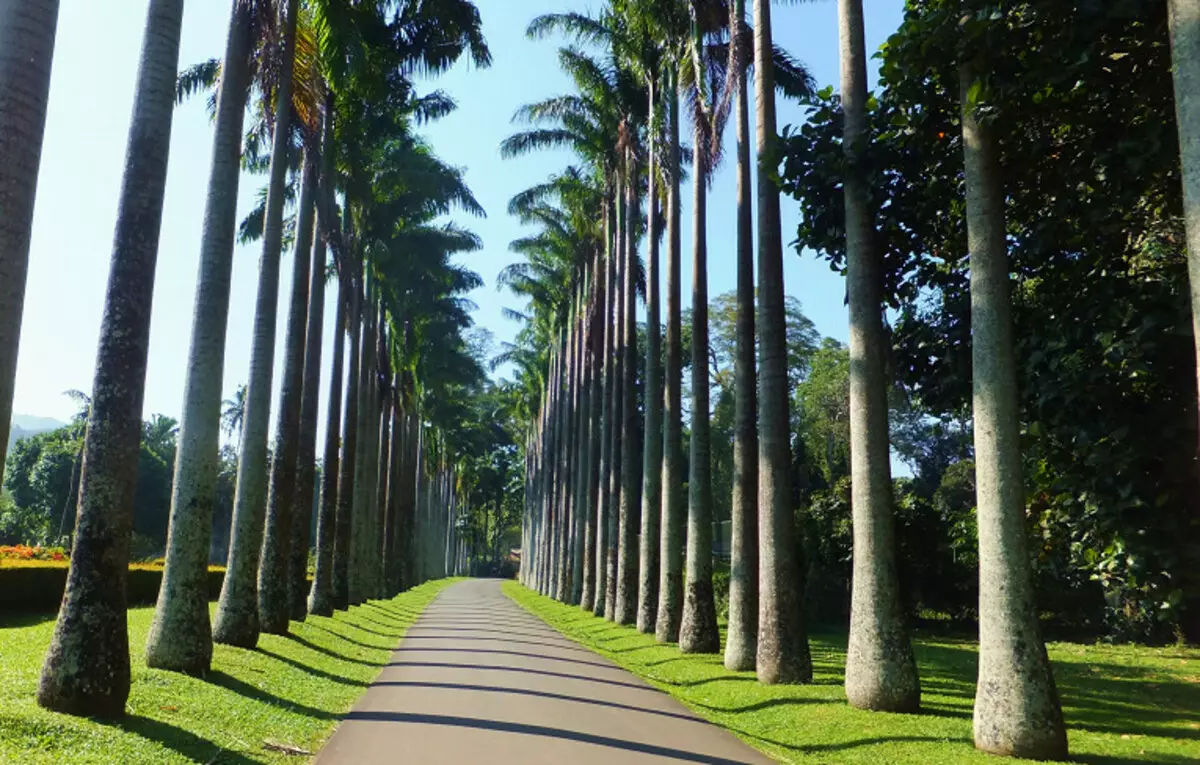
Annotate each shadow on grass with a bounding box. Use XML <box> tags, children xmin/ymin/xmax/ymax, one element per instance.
<box><xmin>0</xmin><ymin>611</ymin><xmax>57</xmax><ymax>630</ymax></box>
<box><xmin>285</xmin><ymin>633</ymin><xmax>380</xmax><ymax>666</ymax></box>
<box><xmin>255</xmin><ymin>647</ymin><xmax>369</xmax><ymax>687</ymax></box>
<box><xmin>205</xmin><ymin>671</ymin><xmax>339</xmax><ymax>720</ymax></box>
<box><xmin>307</xmin><ymin>622</ymin><xmax>395</xmax><ymax>651</ymax></box>
<box><xmin>99</xmin><ymin>714</ymin><xmax>259</xmax><ymax>765</ymax></box>
<box><xmin>336</xmin><ymin>618</ymin><xmax>404</xmax><ymax>639</ymax></box>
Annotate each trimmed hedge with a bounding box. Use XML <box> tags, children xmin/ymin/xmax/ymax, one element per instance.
<box><xmin>0</xmin><ymin>561</ymin><xmax>224</xmax><ymax>612</ymax></box>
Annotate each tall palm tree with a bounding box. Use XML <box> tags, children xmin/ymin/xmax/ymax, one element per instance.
<box><xmin>615</xmin><ymin>153</ymin><xmax>641</xmax><ymax>626</ymax></box>
<box><xmin>724</xmin><ymin>0</ymin><xmax>757</xmax><ymax>672</ymax></box>
<box><xmin>258</xmin><ymin>154</ymin><xmax>317</xmax><ymax>634</ymax></box>
<box><xmin>753</xmin><ymin>0</ymin><xmax>811</xmax><ymax>685</ymax></box>
<box><xmin>146</xmin><ymin>0</ymin><xmax>258</xmax><ymax>674</ymax></box>
<box><xmin>37</xmin><ymin>0</ymin><xmax>184</xmax><ymax>716</ymax></box>
<box><xmin>637</xmin><ymin>107</ymin><xmax>662</xmax><ymax>634</ymax></box>
<box><xmin>656</xmin><ymin>66</ymin><xmax>685</xmax><ymax>645</ymax></box>
<box><xmin>290</xmin><ymin>138</ymin><xmax>331</xmax><ymax>620</ymax></box>
<box><xmin>959</xmin><ymin>61</ymin><xmax>1067</xmax><ymax>760</ymax></box>
<box><xmin>213</xmin><ymin>0</ymin><xmax>302</xmax><ymax>648</ymax></box>
<box><xmin>0</xmin><ymin>0</ymin><xmax>59</xmax><ymax>488</ymax></box>
<box><xmin>840</xmin><ymin>0</ymin><xmax>920</xmax><ymax>711</ymax></box>
<box><xmin>1168</xmin><ymin>0</ymin><xmax>1200</xmax><ymax>473</ymax></box>
<box><xmin>308</xmin><ymin>271</ymin><xmax>344</xmax><ymax>616</ymax></box>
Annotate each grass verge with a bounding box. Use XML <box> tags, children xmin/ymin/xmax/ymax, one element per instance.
<box><xmin>504</xmin><ymin>581</ymin><xmax>1200</xmax><ymax>765</ymax></box>
<box><xmin>0</xmin><ymin>578</ymin><xmax>459</xmax><ymax>764</ymax></box>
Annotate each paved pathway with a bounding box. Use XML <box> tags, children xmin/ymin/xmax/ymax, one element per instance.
<box><xmin>315</xmin><ymin>579</ymin><xmax>774</xmax><ymax>764</ymax></box>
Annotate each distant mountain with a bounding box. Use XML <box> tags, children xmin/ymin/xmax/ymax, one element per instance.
<box><xmin>6</xmin><ymin>415</ymin><xmax>68</xmax><ymax>452</ymax></box>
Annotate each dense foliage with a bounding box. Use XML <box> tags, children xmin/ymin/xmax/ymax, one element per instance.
<box><xmin>780</xmin><ymin>0</ymin><xmax>1199</xmax><ymax>642</ymax></box>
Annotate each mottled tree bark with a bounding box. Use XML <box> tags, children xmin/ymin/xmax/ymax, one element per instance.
<box><xmin>638</xmin><ymin>100</ymin><xmax>663</xmax><ymax>634</ymax></box>
<box><xmin>308</xmin><ymin>279</ymin><xmax>344</xmax><ymax>616</ymax></box>
<box><xmin>960</xmin><ymin>63</ymin><xmax>1067</xmax><ymax>760</ymax></box>
<box><xmin>37</xmin><ymin>0</ymin><xmax>182</xmax><ymax>717</ymax></box>
<box><xmin>725</xmin><ymin>0</ymin><xmax>758</xmax><ymax>671</ymax></box>
<box><xmin>594</xmin><ymin>202</ymin><xmax>616</xmax><ymax>617</ymax></box>
<box><xmin>0</xmin><ymin>0</ymin><xmax>59</xmax><ymax>486</ymax></box>
<box><xmin>656</xmin><ymin>74</ymin><xmax>685</xmax><ymax>644</ymax></box>
<box><xmin>841</xmin><ymin>0</ymin><xmax>920</xmax><ymax>712</ymax></box>
<box><xmin>680</xmin><ymin>135</ymin><xmax>719</xmax><ymax>655</ymax></box>
<box><xmin>605</xmin><ymin>189</ymin><xmax>626</xmax><ymax>621</ymax></box>
<box><xmin>616</xmin><ymin>160</ymin><xmax>641</xmax><ymax>626</ymax></box>
<box><xmin>259</xmin><ymin>155</ymin><xmax>316</xmax><ymax>635</ymax></box>
<box><xmin>333</xmin><ymin>277</ymin><xmax>362</xmax><ymax>610</ymax></box>
<box><xmin>581</xmin><ymin>254</ymin><xmax>605</xmax><ymax>613</ymax></box>
<box><xmin>1168</xmin><ymin>1</ymin><xmax>1200</xmax><ymax>644</ymax></box>
<box><xmin>290</xmin><ymin>206</ymin><xmax>327</xmax><ymax>621</ymax></box>
<box><xmin>213</xmin><ymin>0</ymin><xmax>300</xmax><ymax>648</ymax></box>
<box><xmin>571</xmin><ymin>274</ymin><xmax>591</xmax><ymax>605</ymax></box>
<box><xmin>753</xmin><ymin>0</ymin><xmax>812</xmax><ymax>684</ymax></box>
<box><xmin>146</xmin><ymin>0</ymin><xmax>249</xmax><ymax>674</ymax></box>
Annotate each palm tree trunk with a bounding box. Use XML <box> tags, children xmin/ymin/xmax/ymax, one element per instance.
<box><xmin>0</xmin><ymin>0</ymin><xmax>59</xmax><ymax>487</ymax></box>
<box><xmin>333</xmin><ymin>274</ymin><xmax>362</xmax><ymax>610</ymax></box>
<box><xmin>616</xmin><ymin>159</ymin><xmax>641</xmax><ymax>626</ymax></box>
<box><xmin>656</xmin><ymin>71</ymin><xmax>685</xmax><ymax>644</ymax></box>
<box><xmin>36</xmin><ymin>0</ymin><xmax>183</xmax><ymax>717</ymax></box>
<box><xmin>638</xmin><ymin>84</ymin><xmax>663</xmax><ymax>634</ymax></box>
<box><xmin>351</xmin><ymin>286</ymin><xmax>379</xmax><ymax>604</ymax></box>
<box><xmin>581</xmin><ymin>253</ymin><xmax>605</xmax><ymax>612</ymax></box>
<box><xmin>841</xmin><ymin>0</ymin><xmax>920</xmax><ymax>712</ymax></box>
<box><xmin>959</xmin><ymin>63</ymin><xmax>1067</xmax><ymax>760</ymax></box>
<box><xmin>680</xmin><ymin>134</ymin><xmax>719</xmax><ymax>654</ymax></box>
<box><xmin>753</xmin><ymin>0</ymin><xmax>812</xmax><ymax>684</ymax></box>
<box><xmin>375</xmin><ymin>385</ymin><xmax>392</xmax><ymax>598</ymax></box>
<box><xmin>725</xmin><ymin>0</ymin><xmax>758</xmax><ymax>671</ymax></box>
<box><xmin>605</xmin><ymin>186</ymin><xmax>626</xmax><ymax>621</ymax></box>
<box><xmin>259</xmin><ymin>154</ymin><xmax>316</xmax><ymax>635</ymax></box>
<box><xmin>1168</xmin><ymin>0</ymin><xmax>1200</xmax><ymax>644</ymax></box>
<box><xmin>383</xmin><ymin>395</ymin><xmax>402</xmax><ymax>595</ymax></box>
<box><xmin>571</xmin><ymin>277</ymin><xmax>591</xmax><ymax>605</ymax></box>
<box><xmin>290</xmin><ymin>171</ymin><xmax>328</xmax><ymax>621</ymax></box>
<box><xmin>308</xmin><ymin>277</ymin><xmax>344</xmax><ymax>616</ymax></box>
<box><xmin>145</xmin><ymin>0</ymin><xmax>250</xmax><ymax>674</ymax></box>
<box><xmin>594</xmin><ymin>201</ymin><xmax>616</xmax><ymax>617</ymax></box>
<box><xmin>213</xmin><ymin>0</ymin><xmax>300</xmax><ymax>648</ymax></box>
<box><xmin>400</xmin><ymin>408</ymin><xmax>419</xmax><ymax>591</ymax></box>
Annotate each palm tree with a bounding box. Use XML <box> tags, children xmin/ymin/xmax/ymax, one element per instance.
<box><xmin>753</xmin><ymin>0</ymin><xmax>811</xmax><ymax>685</ymax></box>
<box><xmin>37</xmin><ymin>0</ymin><xmax>184</xmax><ymax>716</ymax></box>
<box><xmin>615</xmin><ymin>153</ymin><xmax>641</xmax><ymax>626</ymax></box>
<box><xmin>221</xmin><ymin>384</ymin><xmax>248</xmax><ymax>440</ymax></box>
<box><xmin>840</xmin><ymin>0</ymin><xmax>920</xmax><ymax>711</ymax></box>
<box><xmin>959</xmin><ymin>61</ymin><xmax>1067</xmax><ymax>759</ymax></box>
<box><xmin>258</xmin><ymin>154</ymin><xmax>318</xmax><ymax>634</ymax></box>
<box><xmin>725</xmin><ymin>0</ymin><xmax>757</xmax><ymax>672</ymax></box>
<box><xmin>308</xmin><ymin>272</ymin><xmax>344</xmax><ymax>616</ymax></box>
<box><xmin>0</xmin><ymin>0</ymin><xmax>59</xmax><ymax>489</ymax></box>
<box><xmin>145</xmin><ymin>0</ymin><xmax>263</xmax><ymax>676</ymax></box>
<box><xmin>290</xmin><ymin>175</ymin><xmax>329</xmax><ymax>619</ymax></box>
<box><xmin>213</xmin><ymin>0</ymin><xmax>301</xmax><ymax>648</ymax></box>
<box><xmin>656</xmin><ymin>64</ymin><xmax>685</xmax><ymax>645</ymax></box>
<box><xmin>1168</xmin><ymin>0</ymin><xmax>1200</xmax><ymax>480</ymax></box>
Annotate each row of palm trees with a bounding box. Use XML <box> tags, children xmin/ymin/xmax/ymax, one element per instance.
<box><xmin>0</xmin><ymin>0</ymin><xmax>489</xmax><ymax>718</ymax></box>
<box><xmin>499</xmin><ymin>0</ymin><xmax>1200</xmax><ymax>760</ymax></box>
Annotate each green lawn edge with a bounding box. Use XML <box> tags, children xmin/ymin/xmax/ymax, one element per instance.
<box><xmin>503</xmin><ymin>581</ymin><xmax>1200</xmax><ymax>765</ymax></box>
<box><xmin>0</xmin><ymin>577</ymin><xmax>461</xmax><ymax>764</ymax></box>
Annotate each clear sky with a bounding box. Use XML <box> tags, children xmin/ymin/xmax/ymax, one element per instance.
<box><xmin>12</xmin><ymin>0</ymin><xmax>905</xmax><ymax>442</ymax></box>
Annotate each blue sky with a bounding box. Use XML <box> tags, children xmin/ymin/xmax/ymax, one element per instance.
<box><xmin>13</xmin><ymin>0</ymin><xmax>904</xmax><ymax>440</ymax></box>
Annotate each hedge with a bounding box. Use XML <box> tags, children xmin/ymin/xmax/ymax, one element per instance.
<box><xmin>0</xmin><ymin>561</ymin><xmax>225</xmax><ymax>612</ymax></box>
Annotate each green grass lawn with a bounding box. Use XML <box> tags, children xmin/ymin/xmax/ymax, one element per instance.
<box><xmin>504</xmin><ymin>582</ymin><xmax>1200</xmax><ymax>765</ymax></box>
<box><xmin>0</xmin><ymin>579</ymin><xmax>457</xmax><ymax>764</ymax></box>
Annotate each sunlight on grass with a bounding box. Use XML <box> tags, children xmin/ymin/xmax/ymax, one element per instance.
<box><xmin>504</xmin><ymin>581</ymin><xmax>1200</xmax><ymax>765</ymax></box>
<box><xmin>0</xmin><ymin>579</ymin><xmax>459</xmax><ymax>764</ymax></box>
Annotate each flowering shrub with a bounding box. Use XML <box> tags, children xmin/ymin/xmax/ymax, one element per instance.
<box><xmin>0</xmin><ymin>545</ymin><xmax>67</xmax><ymax>562</ymax></box>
